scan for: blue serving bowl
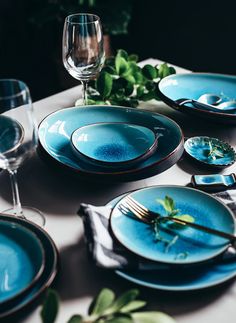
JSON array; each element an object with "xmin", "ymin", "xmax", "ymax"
[
  {"xmin": 158, "ymin": 73, "xmax": 236, "ymax": 124},
  {"xmin": 0, "ymin": 220, "xmax": 45, "ymax": 306},
  {"xmin": 184, "ymin": 136, "xmax": 236, "ymax": 168},
  {"xmin": 70, "ymin": 122, "xmax": 158, "ymax": 169}
]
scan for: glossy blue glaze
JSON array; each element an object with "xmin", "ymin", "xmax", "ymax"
[
  {"xmin": 0, "ymin": 220, "xmax": 44, "ymax": 305},
  {"xmin": 194, "ymin": 174, "xmax": 236, "ymax": 187},
  {"xmin": 184, "ymin": 136, "xmax": 236, "ymax": 167},
  {"xmin": 0, "ymin": 215, "xmax": 58, "ymax": 319},
  {"xmin": 110, "ymin": 186, "xmax": 235, "ymax": 265},
  {"xmin": 38, "ymin": 106, "xmax": 184, "ymax": 180},
  {"xmin": 158, "ymin": 73, "xmax": 236, "ymax": 123},
  {"xmin": 71, "ymin": 123, "xmax": 157, "ymax": 167},
  {"xmin": 107, "ymin": 193, "xmax": 236, "ymax": 291}
]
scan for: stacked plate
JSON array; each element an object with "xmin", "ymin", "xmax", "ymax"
[
  {"xmin": 0, "ymin": 215, "xmax": 58, "ymax": 319},
  {"xmin": 38, "ymin": 105, "xmax": 184, "ymax": 181},
  {"xmin": 108, "ymin": 186, "xmax": 236, "ymax": 291}
]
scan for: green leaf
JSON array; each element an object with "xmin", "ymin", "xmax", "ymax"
[
  {"xmin": 67, "ymin": 315, "xmax": 83, "ymax": 323},
  {"xmin": 106, "ymin": 289, "xmax": 139, "ymax": 314},
  {"xmin": 145, "ymin": 81, "xmax": 156, "ymax": 92},
  {"xmin": 40, "ymin": 289, "xmax": 59, "ymax": 323},
  {"xmin": 128, "ymin": 54, "xmax": 139, "ymax": 62},
  {"xmin": 102, "ymin": 65, "xmax": 117, "ymax": 75},
  {"xmin": 124, "ymin": 82, "xmax": 134, "ymax": 96},
  {"xmin": 158, "ymin": 63, "xmax": 173, "ymax": 79},
  {"xmin": 115, "ymin": 56, "xmax": 129, "ymax": 75},
  {"xmin": 120, "ymin": 300, "xmax": 147, "ymax": 313},
  {"xmin": 142, "ymin": 65, "xmax": 158, "ymax": 80},
  {"xmin": 96, "ymin": 72, "xmax": 113, "ymax": 100},
  {"xmin": 156, "ymin": 196, "xmax": 175, "ymax": 213},
  {"xmin": 136, "ymin": 85, "xmax": 145, "ymax": 98},
  {"xmin": 105, "ymin": 313, "xmax": 133, "ymax": 323},
  {"xmin": 88, "ymin": 288, "xmax": 115, "ymax": 316},
  {"xmin": 117, "ymin": 49, "xmax": 129, "ymax": 60},
  {"xmin": 124, "ymin": 74, "xmax": 136, "ymax": 85},
  {"xmin": 139, "ymin": 91, "xmax": 156, "ymax": 102},
  {"xmin": 173, "ymin": 214, "xmax": 195, "ymax": 223},
  {"xmin": 132, "ymin": 311, "xmax": 176, "ymax": 323}
]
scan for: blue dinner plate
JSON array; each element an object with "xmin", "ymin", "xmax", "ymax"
[
  {"xmin": 38, "ymin": 106, "xmax": 184, "ymax": 181},
  {"xmin": 158, "ymin": 73, "xmax": 236, "ymax": 124},
  {"xmin": 107, "ymin": 192, "xmax": 236, "ymax": 291},
  {"xmin": 0, "ymin": 220, "xmax": 45, "ymax": 306},
  {"xmin": 110, "ymin": 186, "xmax": 235, "ymax": 265},
  {"xmin": 0, "ymin": 215, "xmax": 58, "ymax": 319},
  {"xmin": 184, "ymin": 136, "xmax": 236, "ymax": 168},
  {"xmin": 71, "ymin": 122, "xmax": 158, "ymax": 168}
]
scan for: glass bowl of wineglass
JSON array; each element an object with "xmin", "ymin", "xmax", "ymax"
[
  {"xmin": 0, "ymin": 79, "xmax": 45, "ymax": 227},
  {"xmin": 62, "ymin": 13, "xmax": 105, "ymax": 105}
]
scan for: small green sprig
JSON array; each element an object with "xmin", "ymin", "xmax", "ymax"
[
  {"xmin": 75, "ymin": 49, "xmax": 176, "ymax": 108},
  {"xmin": 208, "ymin": 141, "xmax": 224, "ymax": 160},
  {"xmin": 40, "ymin": 288, "xmax": 175, "ymax": 323}
]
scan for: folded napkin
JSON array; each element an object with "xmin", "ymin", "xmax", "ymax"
[{"xmin": 78, "ymin": 190, "xmax": 236, "ymax": 270}]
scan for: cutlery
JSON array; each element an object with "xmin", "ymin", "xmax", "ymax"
[
  {"xmin": 175, "ymin": 98, "xmax": 236, "ymax": 112},
  {"xmin": 120, "ymin": 195, "xmax": 236, "ymax": 246}
]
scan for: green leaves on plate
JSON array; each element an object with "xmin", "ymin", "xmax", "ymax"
[
  {"xmin": 40, "ymin": 288, "xmax": 175, "ymax": 323},
  {"xmin": 76, "ymin": 49, "xmax": 176, "ymax": 108}
]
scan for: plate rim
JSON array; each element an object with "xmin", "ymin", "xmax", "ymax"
[
  {"xmin": 38, "ymin": 105, "xmax": 184, "ymax": 178},
  {"xmin": 110, "ymin": 185, "xmax": 236, "ymax": 265},
  {"xmin": 0, "ymin": 214, "xmax": 58, "ymax": 319}
]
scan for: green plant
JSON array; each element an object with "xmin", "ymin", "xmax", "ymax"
[
  {"xmin": 30, "ymin": 0, "xmax": 133, "ymax": 36},
  {"xmin": 40, "ymin": 288, "xmax": 176, "ymax": 323},
  {"xmin": 76, "ymin": 49, "xmax": 176, "ymax": 108},
  {"xmin": 208, "ymin": 141, "xmax": 224, "ymax": 160}
]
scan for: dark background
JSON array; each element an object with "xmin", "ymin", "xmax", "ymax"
[{"xmin": 1, "ymin": 0, "xmax": 236, "ymax": 101}]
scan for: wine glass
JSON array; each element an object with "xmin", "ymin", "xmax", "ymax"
[
  {"xmin": 62, "ymin": 13, "xmax": 105, "ymax": 105},
  {"xmin": 0, "ymin": 79, "xmax": 45, "ymax": 227}
]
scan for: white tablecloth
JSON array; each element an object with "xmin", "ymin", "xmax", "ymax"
[{"xmin": 1, "ymin": 59, "xmax": 236, "ymax": 323}]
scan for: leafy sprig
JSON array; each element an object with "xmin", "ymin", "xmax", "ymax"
[
  {"xmin": 75, "ymin": 49, "xmax": 176, "ymax": 108},
  {"xmin": 208, "ymin": 141, "xmax": 224, "ymax": 160},
  {"xmin": 40, "ymin": 288, "xmax": 175, "ymax": 323}
]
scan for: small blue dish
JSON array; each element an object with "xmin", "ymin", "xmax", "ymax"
[
  {"xmin": 184, "ymin": 136, "xmax": 236, "ymax": 168},
  {"xmin": 158, "ymin": 73, "xmax": 236, "ymax": 124},
  {"xmin": 71, "ymin": 122, "xmax": 158, "ymax": 168},
  {"xmin": 0, "ymin": 220, "xmax": 45, "ymax": 306},
  {"xmin": 110, "ymin": 186, "xmax": 235, "ymax": 265}
]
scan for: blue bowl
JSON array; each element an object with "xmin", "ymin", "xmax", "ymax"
[
  {"xmin": 110, "ymin": 186, "xmax": 236, "ymax": 265},
  {"xmin": 38, "ymin": 106, "xmax": 184, "ymax": 181},
  {"xmin": 158, "ymin": 73, "xmax": 236, "ymax": 124},
  {"xmin": 71, "ymin": 122, "xmax": 158, "ymax": 169},
  {"xmin": 0, "ymin": 220, "xmax": 45, "ymax": 306},
  {"xmin": 184, "ymin": 136, "xmax": 236, "ymax": 168}
]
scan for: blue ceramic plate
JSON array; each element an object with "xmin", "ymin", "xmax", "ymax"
[
  {"xmin": 158, "ymin": 73, "xmax": 236, "ymax": 124},
  {"xmin": 71, "ymin": 122, "xmax": 158, "ymax": 168},
  {"xmin": 110, "ymin": 186, "xmax": 235, "ymax": 265},
  {"xmin": 184, "ymin": 136, "xmax": 236, "ymax": 168},
  {"xmin": 38, "ymin": 106, "xmax": 184, "ymax": 181},
  {"xmin": 0, "ymin": 220, "xmax": 45, "ymax": 306},
  {"xmin": 0, "ymin": 215, "xmax": 58, "ymax": 319},
  {"xmin": 107, "ymin": 193, "xmax": 236, "ymax": 291}
]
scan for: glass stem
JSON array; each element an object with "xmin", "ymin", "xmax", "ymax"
[
  {"xmin": 81, "ymin": 80, "xmax": 88, "ymax": 105},
  {"xmin": 9, "ymin": 169, "xmax": 26, "ymax": 219}
]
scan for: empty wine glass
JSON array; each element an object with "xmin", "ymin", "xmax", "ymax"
[
  {"xmin": 0, "ymin": 79, "xmax": 45, "ymax": 227},
  {"xmin": 62, "ymin": 13, "xmax": 105, "ymax": 105}
]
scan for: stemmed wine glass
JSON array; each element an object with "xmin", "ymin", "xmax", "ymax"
[
  {"xmin": 0, "ymin": 79, "xmax": 45, "ymax": 227},
  {"xmin": 62, "ymin": 13, "xmax": 105, "ymax": 105}
]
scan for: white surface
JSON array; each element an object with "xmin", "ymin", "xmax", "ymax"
[{"xmin": 1, "ymin": 59, "xmax": 236, "ymax": 323}]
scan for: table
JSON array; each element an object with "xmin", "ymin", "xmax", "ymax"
[{"xmin": 1, "ymin": 59, "xmax": 236, "ymax": 323}]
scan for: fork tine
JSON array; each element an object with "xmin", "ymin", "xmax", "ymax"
[
  {"xmin": 124, "ymin": 198, "xmax": 152, "ymax": 221},
  {"xmin": 126, "ymin": 196, "xmax": 157, "ymax": 220},
  {"xmin": 120, "ymin": 200, "xmax": 151, "ymax": 223}
]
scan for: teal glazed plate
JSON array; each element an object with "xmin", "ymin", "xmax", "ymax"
[
  {"xmin": 110, "ymin": 186, "xmax": 235, "ymax": 265},
  {"xmin": 158, "ymin": 73, "xmax": 236, "ymax": 124},
  {"xmin": 184, "ymin": 136, "xmax": 236, "ymax": 168},
  {"xmin": 0, "ymin": 220, "xmax": 45, "ymax": 306},
  {"xmin": 71, "ymin": 122, "xmax": 158, "ymax": 168},
  {"xmin": 107, "ymin": 192, "xmax": 236, "ymax": 291},
  {"xmin": 38, "ymin": 106, "xmax": 184, "ymax": 181},
  {"xmin": 0, "ymin": 215, "xmax": 58, "ymax": 319}
]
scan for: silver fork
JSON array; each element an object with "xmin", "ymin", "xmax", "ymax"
[{"xmin": 119, "ymin": 195, "xmax": 236, "ymax": 245}]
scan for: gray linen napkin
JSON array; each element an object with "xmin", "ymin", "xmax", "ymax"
[{"xmin": 78, "ymin": 190, "xmax": 236, "ymax": 270}]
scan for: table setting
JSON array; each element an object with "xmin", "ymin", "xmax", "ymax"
[{"xmin": 1, "ymin": 12, "xmax": 236, "ymax": 323}]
